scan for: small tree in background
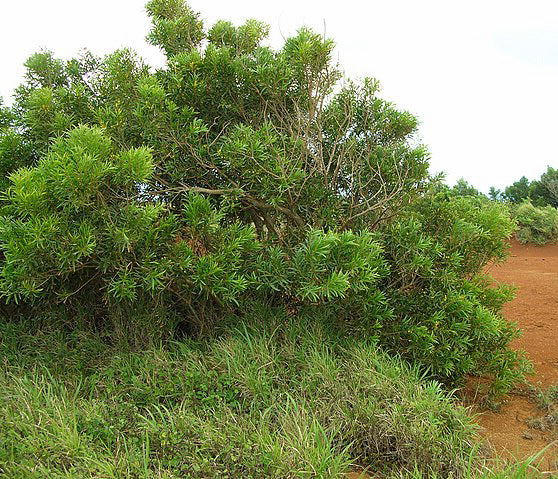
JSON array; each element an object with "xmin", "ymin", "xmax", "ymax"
[
  {"xmin": 449, "ymin": 178, "xmax": 484, "ymax": 198},
  {"xmin": 503, "ymin": 176, "xmax": 531, "ymax": 204},
  {"xmin": 488, "ymin": 186, "xmax": 503, "ymax": 201},
  {"xmin": 530, "ymin": 166, "xmax": 558, "ymax": 207}
]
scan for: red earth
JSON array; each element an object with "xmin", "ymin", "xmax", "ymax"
[{"xmin": 474, "ymin": 239, "xmax": 558, "ymax": 469}]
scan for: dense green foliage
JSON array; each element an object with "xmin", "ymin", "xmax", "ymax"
[
  {"xmin": 0, "ymin": 0, "xmax": 527, "ymax": 396},
  {"xmin": 492, "ymin": 167, "xmax": 558, "ymax": 207},
  {"xmin": 381, "ymin": 193, "xmax": 526, "ymax": 394},
  {"xmin": 503, "ymin": 176, "xmax": 530, "ymax": 204},
  {"xmin": 488, "ymin": 170, "xmax": 558, "ymax": 245},
  {"xmin": 0, "ymin": 313, "xmax": 546, "ymax": 479},
  {"xmin": 1, "ymin": 1, "xmax": 551, "ymax": 477},
  {"xmin": 449, "ymin": 178, "xmax": 485, "ymax": 198},
  {"xmin": 513, "ymin": 201, "xmax": 558, "ymax": 245},
  {"xmin": 0, "ymin": 312, "xmax": 504, "ymax": 478}
]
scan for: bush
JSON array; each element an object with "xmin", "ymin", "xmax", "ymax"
[
  {"xmin": 0, "ymin": 126, "xmax": 259, "ymax": 341},
  {"xmin": 0, "ymin": 0, "xmax": 427, "ymax": 333},
  {"xmin": 0, "ymin": 125, "xmax": 391, "ymax": 341},
  {"xmin": 513, "ymin": 201, "xmax": 558, "ymax": 245},
  {"xmin": 378, "ymin": 193, "xmax": 528, "ymax": 395},
  {"xmin": 0, "ymin": 1, "xmax": 527, "ymax": 394}
]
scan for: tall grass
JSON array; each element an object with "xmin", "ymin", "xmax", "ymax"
[{"xmin": 0, "ymin": 307, "xmax": 549, "ymax": 478}]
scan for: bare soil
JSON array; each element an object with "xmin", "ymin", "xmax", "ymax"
[{"xmin": 475, "ymin": 239, "xmax": 558, "ymax": 468}]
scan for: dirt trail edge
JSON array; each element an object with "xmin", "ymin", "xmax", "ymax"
[{"xmin": 477, "ymin": 240, "xmax": 558, "ymax": 467}]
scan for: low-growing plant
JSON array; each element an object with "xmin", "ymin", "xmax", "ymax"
[
  {"xmin": 0, "ymin": 310, "xmax": 480, "ymax": 478},
  {"xmin": 513, "ymin": 201, "xmax": 558, "ymax": 245},
  {"xmin": 525, "ymin": 383, "xmax": 558, "ymax": 439},
  {"xmin": 0, "ymin": 311, "xmax": 550, "ymax": 478}
]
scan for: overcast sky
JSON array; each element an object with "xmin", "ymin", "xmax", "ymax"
[{"xmin": 2, "ymin": 0, "xmax": 558, "ymax": 193}]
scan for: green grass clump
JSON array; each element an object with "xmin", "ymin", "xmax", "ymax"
[
  {"xmin": 397, "ymin": 455, "xmax": 549, "ymax": 479},
  {"xmin": 525, "ymin": 383, "xmax": 558, "ymax": 440},
  {"xmin": 0, "ymin": 307, "xmax": 482, "ymax": 478}
]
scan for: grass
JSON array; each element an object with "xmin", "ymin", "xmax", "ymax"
[
  {"xmin": 0, "ymin": 305, "xmax": 550, "ymax": 478},
  {"xmin": 534, "ymin": 384, "xmax": 558, "ymax": 435},
  {"xmin": 525, "ymin": 382, "xmax": 558, "ymax": 443}
]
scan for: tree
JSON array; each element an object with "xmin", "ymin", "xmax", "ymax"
[
  {"xmin": 530, "ymin": 166, "xmax": 558, "ymax": 207},
  {"xmin": 0, "ymin": 0, "xmax": 525, "ymax": 390},
  {"xmin": 449, "ymin": 178, "xmax": 483, "ymax": 198},
  {"xmin": 488, "ymin": 186, "xmax": 503, "ymax": 201},
  {"xmin": 503, "ymin": 176, "xmax": 530, "ymax": 203}
]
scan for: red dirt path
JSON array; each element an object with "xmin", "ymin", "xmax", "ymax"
[{"xmin": 476, "ymin": 240, "xmax": 558, "ymax": 467}]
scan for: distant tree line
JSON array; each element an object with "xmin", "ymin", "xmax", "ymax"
[
  {"xmin": 489, "ymin": 167, "xmax": 558, "ymax": 207},
  {"xmin": 447, "ymin": 170, "xmax": 558, "ymax": 245},
  {"xmin": 447, "ymin": 167, "xmax": 558, "ymax": 208}
]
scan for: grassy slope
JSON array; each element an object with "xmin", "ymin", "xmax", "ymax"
[{"xmin": 0, "ymin": 307, "xmax": 545, "ymax": 478}]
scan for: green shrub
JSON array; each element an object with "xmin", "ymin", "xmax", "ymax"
[
  {"xmin": 0, "ymin": 125, "xmax": 391, "ymax": 341},
  {"xmin": 379, "ymin": 193, "xmax": 529, "ymax": 396},
  {"xmin": 0, "ymin": 1, "xmax": 528, "ymax": 395},
  {"xmin": 514, "ymin": 201, "xmax": 558, "ymax": 245},
  {"xmin": 0, "ymin": 0, "xmax": 427, "ymax": 337},
  {"xmin": 1, "ymin": 144, "xmax": 525, "ymax": 394},
  {"xmin": 0, "ymin": 125, "xmax": 263, "ymax": 340}
]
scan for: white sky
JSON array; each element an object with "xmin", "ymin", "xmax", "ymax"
[{"xmin": 2, "ymin": 0, "xmax": 558, "ymax": 193}]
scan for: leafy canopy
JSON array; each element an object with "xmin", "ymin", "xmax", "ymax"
[{"xmin": 0, "ymin": 0, "xmax": 526, "ymax": 392}]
